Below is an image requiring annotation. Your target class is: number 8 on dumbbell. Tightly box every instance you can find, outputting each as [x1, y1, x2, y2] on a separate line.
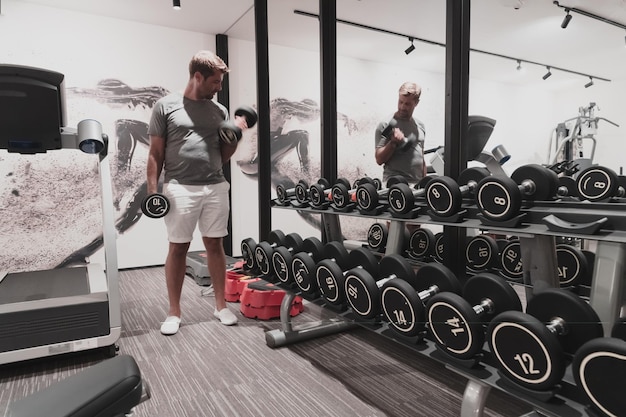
[476, 164, 559, 221]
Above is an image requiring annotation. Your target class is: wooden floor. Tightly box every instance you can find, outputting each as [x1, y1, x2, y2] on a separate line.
[0, 266, 534, 417]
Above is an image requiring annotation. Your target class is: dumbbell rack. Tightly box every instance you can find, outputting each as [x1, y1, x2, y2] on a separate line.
[266, 198, 626, 417]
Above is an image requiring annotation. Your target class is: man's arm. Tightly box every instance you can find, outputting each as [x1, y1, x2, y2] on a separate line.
[147, 135, 165, 194]
[375, 128, 404, 165]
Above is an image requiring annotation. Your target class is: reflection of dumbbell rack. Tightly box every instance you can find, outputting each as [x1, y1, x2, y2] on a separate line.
[268, 189, 626, 416]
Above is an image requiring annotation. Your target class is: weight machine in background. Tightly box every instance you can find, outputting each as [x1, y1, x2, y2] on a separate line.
[547, 102, 620, 177]
[0, 64, 121, 364]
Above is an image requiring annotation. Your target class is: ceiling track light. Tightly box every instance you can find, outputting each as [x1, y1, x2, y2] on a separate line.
[542, 66, 552, 80]
[561, 9, 572, 28]
[293, 10, 612, 86]
[404, 37, 415, 55]
[554, 1, 626, 31]
[173, 0, 181, 10]
[585, 77, 594, 88]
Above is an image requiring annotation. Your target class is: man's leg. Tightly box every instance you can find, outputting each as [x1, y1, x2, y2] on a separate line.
[203, 236, 237, 325]
[203, 237, 226, 310]
[165, 241, 191, 318]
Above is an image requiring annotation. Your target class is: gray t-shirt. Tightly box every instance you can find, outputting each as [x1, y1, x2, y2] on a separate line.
[375, 116, 426, 183]
[148, 93, 228, 185]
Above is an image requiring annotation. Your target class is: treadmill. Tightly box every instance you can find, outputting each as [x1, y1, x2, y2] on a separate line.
[0, 64, 121, 365]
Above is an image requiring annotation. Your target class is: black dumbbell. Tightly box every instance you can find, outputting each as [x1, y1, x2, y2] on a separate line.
[292, 241, 349, 298]
[407, 227, 436, 261]
[141, 193, 170, 218]
[380, 262, 461, 337]
[343, 254, 418, 321]
[499, 238, 523, 282]
[387, 176, 433, 215]
[218, 106, 258, 145]
[576, 165, 626, 201]
[380, 118, 416, 151]
[309, 178, 348, 209]
[427, 273, 522, 360]
[425, 167, 490, 218]
[240, 230, 287, 272]
[476, 164, 559, 221]
[366, 222, 409, 254]
[556, 243, 589, 288]
[487, 288, 604, 391]
[572, 320, 626, 417]
[331, 177, 378, 209]
[556, 176, 578, 199]
[465, 234, 501, 273]
[315, 247, 380, 308]
[254, 232, 303, 277]
[366, 223, 389, 253]
[433, 232, 445, 264]
[356, 175, 408, 212]
[272, 237, 324, 285]
[275, 180, 309, 205]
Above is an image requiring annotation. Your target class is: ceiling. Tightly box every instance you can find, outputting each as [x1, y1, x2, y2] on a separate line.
[10, 0, 626, 88]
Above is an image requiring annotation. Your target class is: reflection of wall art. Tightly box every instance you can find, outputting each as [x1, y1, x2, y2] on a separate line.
[236, 97, 380, 240]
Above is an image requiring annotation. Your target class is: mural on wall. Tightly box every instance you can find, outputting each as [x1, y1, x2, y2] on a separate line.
[0, 78, 377, 273]
[236, 97, 382, 240]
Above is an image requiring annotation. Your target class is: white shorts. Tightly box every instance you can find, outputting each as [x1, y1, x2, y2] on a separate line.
[162, 181, 230, 243]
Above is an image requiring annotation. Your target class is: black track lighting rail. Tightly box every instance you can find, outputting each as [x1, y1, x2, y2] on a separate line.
[553, 1, 626, 31]
[293, 9, 611, 84]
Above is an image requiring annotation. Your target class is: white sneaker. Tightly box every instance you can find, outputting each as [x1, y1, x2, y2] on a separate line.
[214, 308, 238, 326]
[160, 316, 181, 335]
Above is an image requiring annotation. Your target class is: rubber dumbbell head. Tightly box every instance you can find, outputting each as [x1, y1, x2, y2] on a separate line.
[218, 106, 258, 145]
[309, 178, 345, 209]
[254, 231, 299, 276]
[407, 227, 436, 261]
[141, 193, 170, 218]
[387, 176, 433, 215]
[272, 237, 323, 285]
[292, 240, 347, 298]
[425, 167, 490, 218]
[556, 243, 589, 288]
[380, 262, 461, 337]
[367, 222, 388, 253]
[499, 239, 523, 282]
[343, 254, 418, 320]
[572, 337, 626, 417]
[356, 175, 407, 212]
[487, 288, 603, 391]
[315, 247, 379, 307]
[331, 177, 372, 209]
[427, 273, 522, 360]
[576, 165, 624, 201]
[465, 234, 500, 273]
[476, 164, 558, 221]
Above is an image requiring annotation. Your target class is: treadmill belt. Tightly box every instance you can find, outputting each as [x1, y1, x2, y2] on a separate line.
[0, 267, 90, 304]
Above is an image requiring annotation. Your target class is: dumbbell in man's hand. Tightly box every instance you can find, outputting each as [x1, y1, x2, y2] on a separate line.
[381, 118, 416, 151]
[141, 193, 170, 218]
[218, 105, 258, 145]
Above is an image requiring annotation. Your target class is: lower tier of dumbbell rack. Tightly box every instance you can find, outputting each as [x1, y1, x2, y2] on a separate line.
[270, 288, 593, 417]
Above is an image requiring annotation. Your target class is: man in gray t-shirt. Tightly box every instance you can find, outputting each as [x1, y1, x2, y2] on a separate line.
[375, 82, 426, 184]
[147, 50, 249, 334]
